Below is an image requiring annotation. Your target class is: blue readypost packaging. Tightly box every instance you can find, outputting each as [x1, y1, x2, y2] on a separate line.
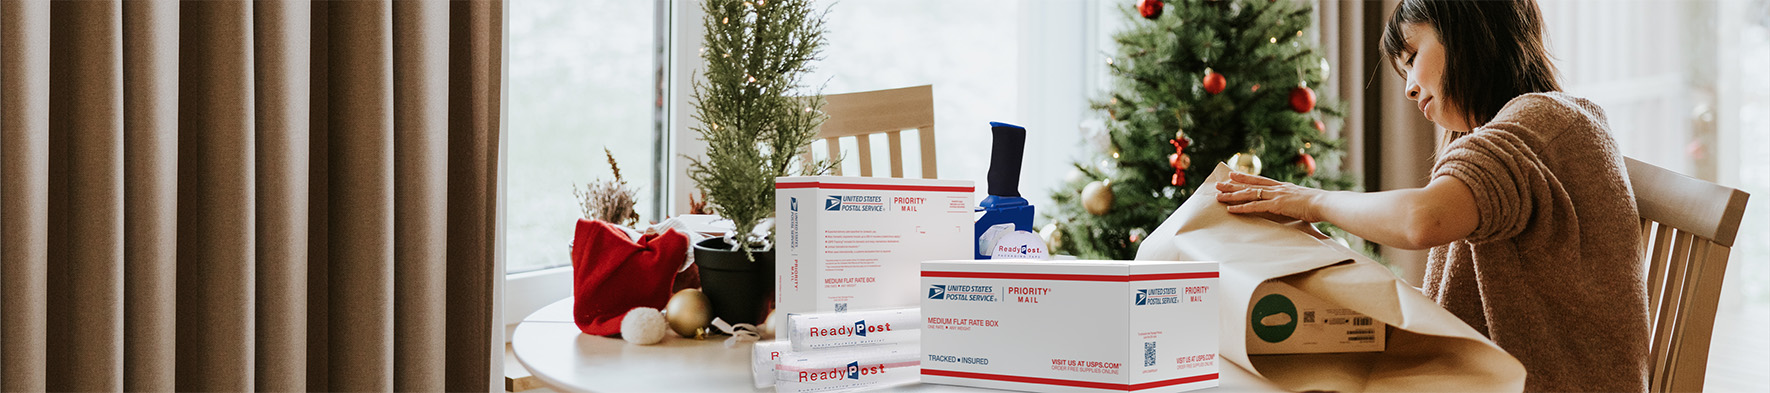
[975, 122, 1034, 259]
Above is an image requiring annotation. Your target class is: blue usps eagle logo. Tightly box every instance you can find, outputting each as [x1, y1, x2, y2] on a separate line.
[790, 197, 797, 212]
[1136, 289, 1148, 306]
[825, 196, 842, 211]
[928, 285, 946, 300]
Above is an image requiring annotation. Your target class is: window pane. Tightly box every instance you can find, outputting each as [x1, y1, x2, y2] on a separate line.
[508, 0, 660, 274]
[807, 0, 1022, 206]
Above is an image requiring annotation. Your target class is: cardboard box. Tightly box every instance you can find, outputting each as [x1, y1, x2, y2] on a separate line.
[1246, 280, 1386, 355]
[920, 260, 1220, 393]
[775, 176, 974, 315]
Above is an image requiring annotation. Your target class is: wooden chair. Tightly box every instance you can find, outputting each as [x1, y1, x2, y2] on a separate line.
[806, 85, 937, 178]
[1627, 157, 1751, 393]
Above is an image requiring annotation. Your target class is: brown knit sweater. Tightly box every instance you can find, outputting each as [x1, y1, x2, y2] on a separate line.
[1426, 92, 1648, 392]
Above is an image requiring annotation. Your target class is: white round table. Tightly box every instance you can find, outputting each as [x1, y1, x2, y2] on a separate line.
[513, 298, 1281, 392]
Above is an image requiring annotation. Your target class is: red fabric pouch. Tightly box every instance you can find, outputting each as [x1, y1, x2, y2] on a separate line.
[570, 219, 688, 336]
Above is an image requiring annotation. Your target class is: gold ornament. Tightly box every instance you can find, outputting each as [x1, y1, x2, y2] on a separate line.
[1082, 181, 1114, 216]
[1227, 152, 1263, 175]
[760, 309, 779, 339]
[1039, 222, 1064, 252]
[663, 288, 713, 338]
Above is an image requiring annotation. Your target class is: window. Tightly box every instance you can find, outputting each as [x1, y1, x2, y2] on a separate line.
[508, 0, 666, 275]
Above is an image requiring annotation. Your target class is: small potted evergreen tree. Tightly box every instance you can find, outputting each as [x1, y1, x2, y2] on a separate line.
[686, 0, 835, 325]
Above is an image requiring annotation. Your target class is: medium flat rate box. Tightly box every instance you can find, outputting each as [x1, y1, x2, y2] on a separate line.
[920, 260, 1220, 393]
[1245, 280, 1386, 355]
[775, 176, 975, 315]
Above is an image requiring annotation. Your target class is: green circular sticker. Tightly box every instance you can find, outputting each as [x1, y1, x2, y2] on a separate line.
[1250, 293, 1298, 343]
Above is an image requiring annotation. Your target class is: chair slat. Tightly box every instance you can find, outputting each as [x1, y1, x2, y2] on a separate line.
[918, 126, 938, 179]
[855, 134, 874, 177]
[887, 131, 904, 178]
[1649, 229, 1695, 393]
[826, 138, 842, 176]
[1646, 222, 1672, 319]
[1665, 241, 1730, 392]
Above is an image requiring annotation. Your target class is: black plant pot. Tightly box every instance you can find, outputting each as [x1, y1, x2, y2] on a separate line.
[692, 237, 774, 326]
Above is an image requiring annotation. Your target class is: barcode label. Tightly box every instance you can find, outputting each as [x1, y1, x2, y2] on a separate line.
[1144, 342, 1157, 367]
[834, 303, 847, 313]
[1303, 311, 1315, 323]
[1353, 316, 1372, 326]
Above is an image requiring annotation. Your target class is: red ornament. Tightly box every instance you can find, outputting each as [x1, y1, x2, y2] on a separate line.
[1137, 0, 1164, 19]
[1168, 138, 1191, 186]
[1203, 69, 1226, 95]
[1290, 85, 1316, 113]
[1297, 152, 1317, 176]
[1250, 84, 1260, 92]
[1313, 119, 1326, 133]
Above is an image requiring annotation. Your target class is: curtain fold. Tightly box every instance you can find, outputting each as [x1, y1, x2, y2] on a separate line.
[325, 0, 395, 391]
[1, 0, 505, 391]
[1, 0, 52, 390]
[46, 0, 125, 390]
[391, 0, 451, 391]
[444, 0, 504, 390]
[121, 0, 180, 391]
[253, 0, 310, 391]
[176, 0, 257, 390]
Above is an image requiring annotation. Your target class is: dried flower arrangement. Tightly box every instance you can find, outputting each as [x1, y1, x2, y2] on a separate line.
[574, 148, 641, 226]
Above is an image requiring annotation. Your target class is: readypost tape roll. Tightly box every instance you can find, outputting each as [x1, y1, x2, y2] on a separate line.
[773, 343, 921, 393]
[786, 308, 923, 351]
[752, 340, 791, 388]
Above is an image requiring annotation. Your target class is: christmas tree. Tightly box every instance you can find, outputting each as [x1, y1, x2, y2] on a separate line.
[1047, 0, 1354, 259]
[687, 0, 836, 254]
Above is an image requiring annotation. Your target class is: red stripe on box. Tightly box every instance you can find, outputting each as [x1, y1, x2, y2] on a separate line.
[921, 369, 1218, 391]
[775, 182, 974, 193]
[920, 271, 1217, 282]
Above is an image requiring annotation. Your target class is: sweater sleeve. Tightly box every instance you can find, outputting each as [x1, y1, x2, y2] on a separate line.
[1432, 128, 1556, 244]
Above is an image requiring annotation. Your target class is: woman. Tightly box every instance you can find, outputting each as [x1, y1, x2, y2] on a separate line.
[1215, 0, 1648, 391]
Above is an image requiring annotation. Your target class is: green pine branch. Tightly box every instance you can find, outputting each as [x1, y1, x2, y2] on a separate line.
[686, 0, 835, 256]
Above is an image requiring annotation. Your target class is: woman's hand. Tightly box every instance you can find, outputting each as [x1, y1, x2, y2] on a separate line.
[1214, 172, 1328, 223]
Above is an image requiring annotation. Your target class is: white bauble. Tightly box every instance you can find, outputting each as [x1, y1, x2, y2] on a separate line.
[620, 307, 669, 345]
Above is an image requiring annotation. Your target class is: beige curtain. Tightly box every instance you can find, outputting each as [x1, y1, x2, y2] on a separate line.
[1315, 0, 1436, 284]
[1, 0, 504, 391]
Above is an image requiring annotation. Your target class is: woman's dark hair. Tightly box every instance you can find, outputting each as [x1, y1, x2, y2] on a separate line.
[1380, 0, 1561, 128]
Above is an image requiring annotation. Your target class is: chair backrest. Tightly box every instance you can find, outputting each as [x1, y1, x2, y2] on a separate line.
[807, 85, 937, 178]
[1626, 157, 1751, 393]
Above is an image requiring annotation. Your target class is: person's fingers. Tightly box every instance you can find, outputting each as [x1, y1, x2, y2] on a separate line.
[1215, 181, 1244, 193]
[1229, 172, 1282, 186]
[1216, 187, 1266, 204]
[1225, 198, 1276, 214]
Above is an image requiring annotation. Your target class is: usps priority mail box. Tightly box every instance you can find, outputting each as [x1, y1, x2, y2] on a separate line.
[920, 260, 1220, 393]
[775, 176, 974, 315]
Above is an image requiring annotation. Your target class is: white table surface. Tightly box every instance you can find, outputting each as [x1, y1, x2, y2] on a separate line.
[513, 298, 1284, 393]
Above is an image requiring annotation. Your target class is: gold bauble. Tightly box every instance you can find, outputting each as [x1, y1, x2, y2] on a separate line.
[1227, 152, 1263, 175]
[1039, 222, 1064, 251]
[1082, 181, 1113, 216]
[760, 309, 779, 339]
[663, 288, 713, 338]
